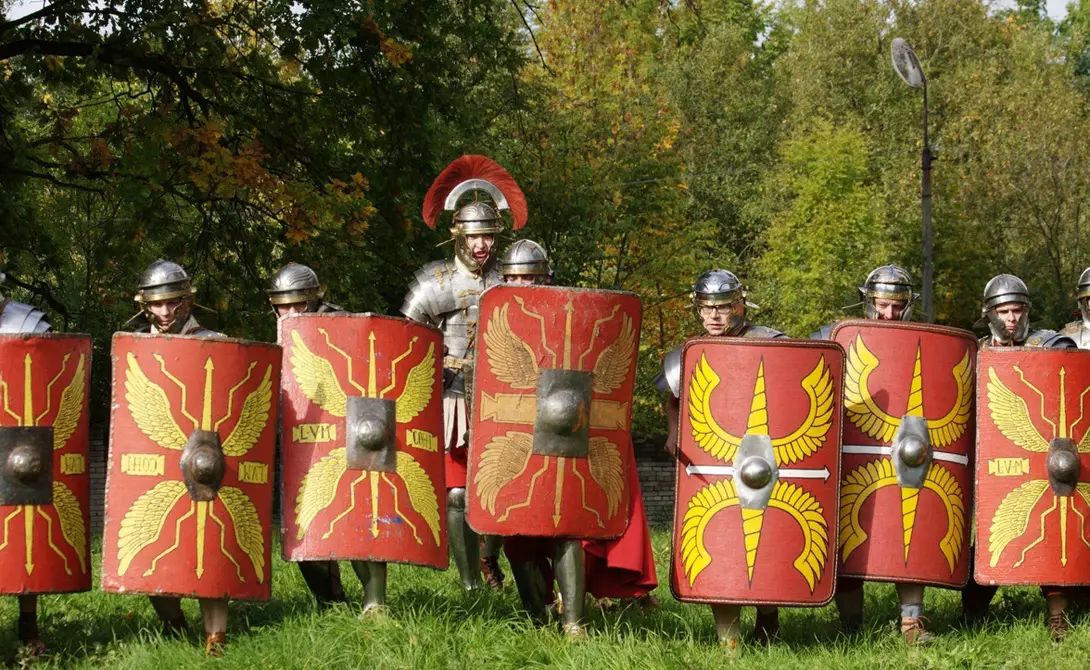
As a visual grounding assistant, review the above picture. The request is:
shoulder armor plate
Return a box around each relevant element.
[0,301,51,334]
[809,323,834,340]
[1025,329,1077,350]
[743,324,787,339]
[655,345,683,398]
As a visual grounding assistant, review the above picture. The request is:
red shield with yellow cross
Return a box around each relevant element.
[670,338,844,606]
[278,314,447,569]
[832,321,976,588]
[976,347,1090,586]
[467,285,641,540]
[101,333,280,600]
[0,334,91,595]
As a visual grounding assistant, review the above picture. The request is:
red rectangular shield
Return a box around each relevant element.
[976,347,1090,586]
[670,338,844,606]
[278,314,447,569]
[0,334,92,595]
[467,285,641,539]
[832,321,976,588]
[101,333,280,600]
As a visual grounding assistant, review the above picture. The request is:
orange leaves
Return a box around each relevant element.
[362,17,414,68]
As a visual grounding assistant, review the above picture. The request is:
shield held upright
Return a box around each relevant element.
[671,339,844,606]
[976,347,1090,586]
[0,334,92,595]
[101,334,280,600]
[279,314,447,569]
[468,285,641,539]
[832,321,976,588]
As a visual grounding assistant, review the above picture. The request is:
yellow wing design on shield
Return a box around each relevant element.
[474,431,534,514]
[483,303,539,389]
[218,486,266,584]
[117,480,187,575]
[294,447,348,540]
[222,364,273,457]
[592,314,636,394]
[395,452,441,545]
[986,367,1049,453]
[124,352,188,450]
[844,335,900,443]
[289,330,347,417]
[768,481,829,593]
[53,481,88,574]
[922,464,966,573]
[680,479,739,586]
[927,347,973,448]
[838,458,899,562]
[396,342,436,423]
[588,437,624,518]
[687,353,741,462]
[771,355,834,465]
[988,479,1050,567]
[52,354,86,451]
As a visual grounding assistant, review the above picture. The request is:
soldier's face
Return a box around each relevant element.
[466,234,495,264]
[504,275,544,286]
[275,302,308,318]
[699,302,743,336]
[146,297,189,331]
[994,302,1026,333]
[873,298,907,321]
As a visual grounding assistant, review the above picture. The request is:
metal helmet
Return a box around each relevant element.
[982,274,1031,345]
[267,262,325,312]
[134,259,196,333]
[452,202,502,272]
[692,269,747,336]
[500,239,551,283]
[859,265,917,321]
[1076,267,1090,327]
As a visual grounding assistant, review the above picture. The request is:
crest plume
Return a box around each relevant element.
[422,155,528,230]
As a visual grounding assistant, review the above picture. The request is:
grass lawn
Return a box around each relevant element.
[2,531,1089,669]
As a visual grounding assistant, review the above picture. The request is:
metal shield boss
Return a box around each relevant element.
[831,321,976,588]
[101,333,280,600]
[0,334,92,595]
[279,314,447,569]
[975,347,1090,586]
[467,285,641,539]
[671,338,844,606]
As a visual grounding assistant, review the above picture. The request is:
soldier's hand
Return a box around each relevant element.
[443,368,456,389]
[663,438,679,459]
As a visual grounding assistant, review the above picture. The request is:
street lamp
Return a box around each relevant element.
[891,37,933,324]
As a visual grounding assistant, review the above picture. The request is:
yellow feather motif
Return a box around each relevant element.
[218,486,266,584]
[395,452,441,545]
[483,303,539,389]
[927,347,974,448]
[124,352,188,450]
[768,481,829,593]
[838,458,899,561]
[587,437,624,518]
[986,367,1049,453]
[680,479,739,586]
[922,464,966,573]
[844,335,900,443]
[289,330,347,417]
[988,480,1050,567]
[592,314,636,394]
[52,354,86,451]
[294,448,348,540]
[396,342,436,423]
[771,355,834,465]
[117,480,187,575]
[474,432,533,514]
[222,364,273,457]
[52,481,88,574]
[687,353,741,462]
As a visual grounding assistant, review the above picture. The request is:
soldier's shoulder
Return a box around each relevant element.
[654,344,683,397]
[1062,320,1085,335]
[809,323,835,340]
[744,324,787,339]
[0,300,51,333]
[1026,329,1077,349]
[416,259,455,283]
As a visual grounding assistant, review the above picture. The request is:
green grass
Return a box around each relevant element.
[3,532,1090,669]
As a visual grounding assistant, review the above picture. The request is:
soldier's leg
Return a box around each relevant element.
[446,487,482,590]
[753,606,779,644]
[711,604,742,648]
[505,537,553,622]
[961,546,997,623]
[1043,586,1069,643]
[199,597,229,655]
[896,583,933,645]
[148,595,188,636]
[834,576,865,633]
[554,540,585,636]
[350,561,388,614]
[17,595,45,654]
[480,535,505,590]
[298,561,346,607]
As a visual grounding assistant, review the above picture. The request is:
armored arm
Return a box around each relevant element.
[0,301,51,334]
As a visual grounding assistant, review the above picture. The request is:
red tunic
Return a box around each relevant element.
[583,455,658,598]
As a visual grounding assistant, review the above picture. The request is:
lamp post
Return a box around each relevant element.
[891,37,933,323]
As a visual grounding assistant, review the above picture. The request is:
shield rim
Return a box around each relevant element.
[830,320,976,587]
[669,336,845,606]
[0,333,93,595]
[101,332,279,600]
[276,313,448,568]
[467,284,642,539]
[973,346,1090,586]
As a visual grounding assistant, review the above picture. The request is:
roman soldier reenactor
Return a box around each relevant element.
[1061,267,1090,349]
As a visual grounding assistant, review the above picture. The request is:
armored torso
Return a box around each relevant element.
[0,300,50,334]
[401,257,502,362]
[981,329,1076,350]
[1062,321,1090,350]
[135,314,222,338]
[654,324,786,397]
